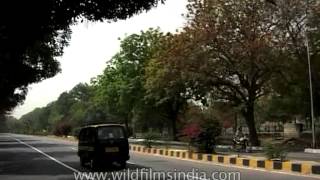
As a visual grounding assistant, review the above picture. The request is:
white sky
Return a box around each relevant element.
[12,0,188,119]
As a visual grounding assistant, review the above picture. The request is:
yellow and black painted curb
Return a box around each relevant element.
[129,144,320,176]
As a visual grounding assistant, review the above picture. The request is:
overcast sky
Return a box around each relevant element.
[12,0,188,119]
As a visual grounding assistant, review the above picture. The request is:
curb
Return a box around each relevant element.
[129,144,320,176]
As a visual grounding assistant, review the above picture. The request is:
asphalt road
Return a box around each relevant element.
[0,133,319,180]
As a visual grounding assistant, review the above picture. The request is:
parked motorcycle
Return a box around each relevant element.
[232,134,250,152]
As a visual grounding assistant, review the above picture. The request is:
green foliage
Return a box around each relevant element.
[19,107,51,134]
[0,0,165,114]
[264,144,288,161]
[14,83,101,134]
[5,116,25,133]
[71,127,82,139]
[144,38,189,140]
[10,0,320,145]
[264,0,320,119]
[193,119,222,153]
[179,104,222,153]
[146,0,320,146]
[13,29,178,137]
[93,28,174,133]
[53,121,72,137]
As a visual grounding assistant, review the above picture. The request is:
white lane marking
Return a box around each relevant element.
[11,137,81,173]
[12,136,94,180]
[127,161,136,165]
[70,147,77,151]
[9,135,226,180]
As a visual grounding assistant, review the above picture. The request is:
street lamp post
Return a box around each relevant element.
[305,0,316,148]
[268,0,317,149]
[306,36,316,148]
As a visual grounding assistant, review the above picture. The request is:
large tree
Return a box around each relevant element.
[16,82,103,134]
[153,0,288,145]
[267,0,320,120]
[144,39,190,140]
[93,29,167,131]
[0,0,165,114]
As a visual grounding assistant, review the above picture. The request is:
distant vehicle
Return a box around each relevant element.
[77,124,130,169]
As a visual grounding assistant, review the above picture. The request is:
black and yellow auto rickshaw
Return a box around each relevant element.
[77,124,130,169]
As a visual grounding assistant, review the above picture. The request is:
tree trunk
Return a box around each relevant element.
[123,117,130,135]
[234,113,238,133]
[169,99,180,141]
[242,102,260,146]
[171,116,178,141]
[0,114,7,133]
[167,107,178,141]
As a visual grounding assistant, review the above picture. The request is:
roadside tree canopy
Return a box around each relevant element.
[0,0,165,114]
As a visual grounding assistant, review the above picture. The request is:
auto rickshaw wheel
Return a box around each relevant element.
[90,158,99,170]
[119,161,126,169]
[80,156,87,167]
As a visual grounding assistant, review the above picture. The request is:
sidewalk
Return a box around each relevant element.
[46,136,319,163]
[218,151,320,162]
[130,144,320,176]
[129,138,320,162]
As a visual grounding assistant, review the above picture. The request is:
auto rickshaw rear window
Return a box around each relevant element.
[98,126,125,140]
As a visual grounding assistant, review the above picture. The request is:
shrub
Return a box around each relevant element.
[181,123,201,140]
[181,119,222,153]
[264,143,288,161]
[71,127,81,139]
[194,119,222,153]
[53,121,72,137]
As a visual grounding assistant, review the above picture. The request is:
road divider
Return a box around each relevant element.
[27,134,320,176]
[129,144,320,176]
